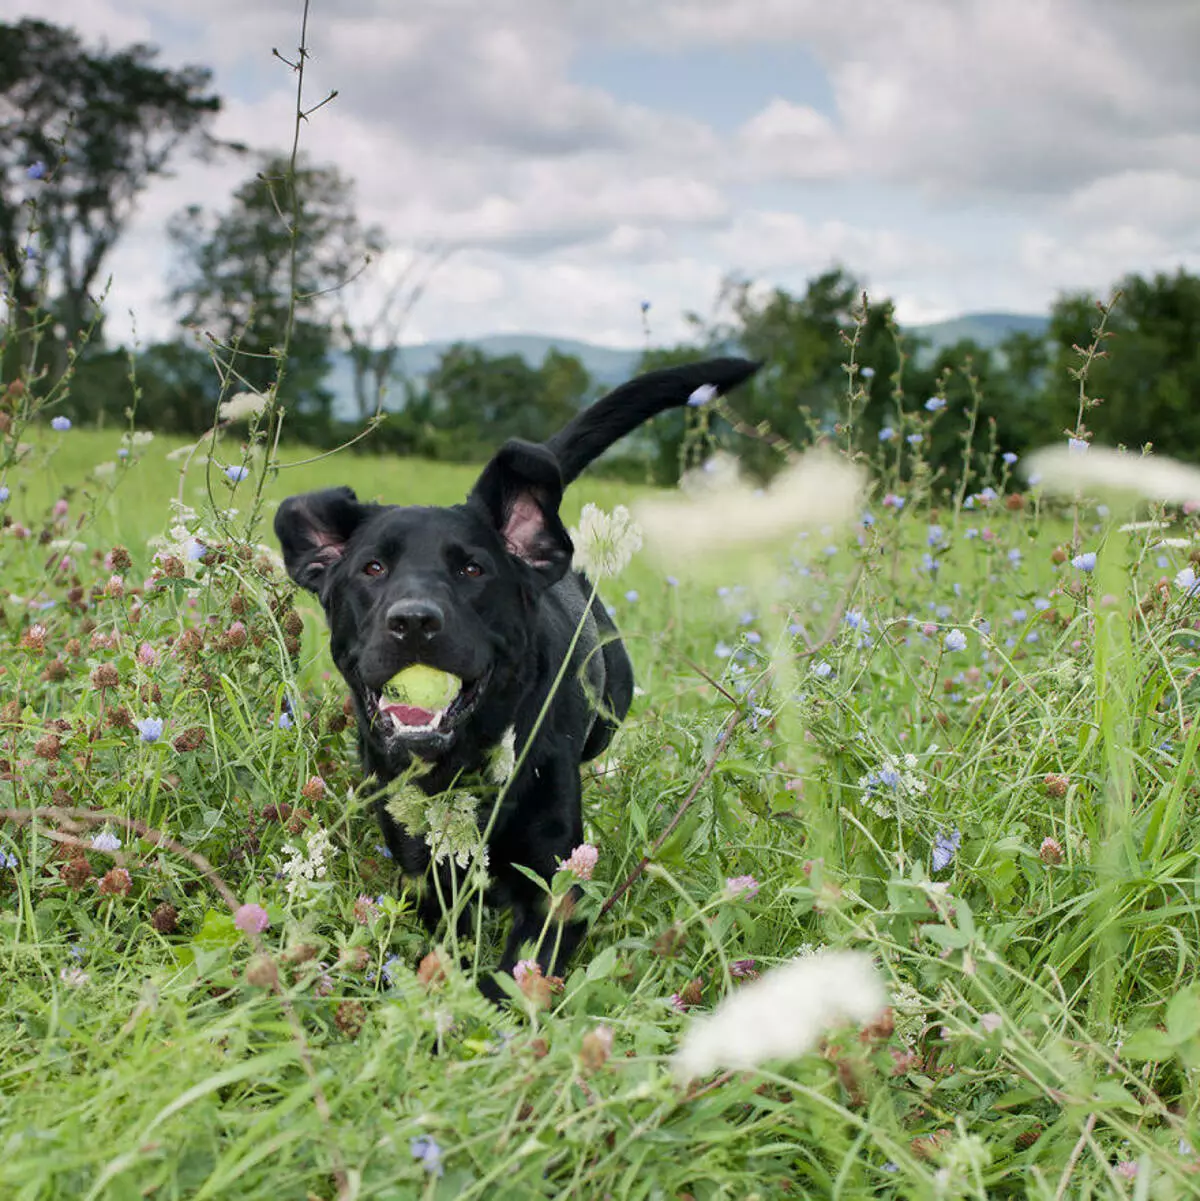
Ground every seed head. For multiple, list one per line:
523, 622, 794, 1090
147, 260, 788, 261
1039, 836, 1064, 865
98, 867, 133, 897
91, 664, 119, 690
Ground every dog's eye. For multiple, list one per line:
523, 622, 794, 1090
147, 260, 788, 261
461, 561, 484, 579
362, 560, 387, 578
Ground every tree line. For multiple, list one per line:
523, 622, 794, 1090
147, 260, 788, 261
3, 17, 1198, 488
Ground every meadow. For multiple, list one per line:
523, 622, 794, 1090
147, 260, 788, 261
3, 405, 1200, 1201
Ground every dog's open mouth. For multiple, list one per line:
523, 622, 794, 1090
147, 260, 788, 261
367, 665, 489, 747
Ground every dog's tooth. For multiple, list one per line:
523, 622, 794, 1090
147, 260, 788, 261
431, 710, 443, 730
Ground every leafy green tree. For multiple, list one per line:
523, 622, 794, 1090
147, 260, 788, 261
1040, 270, 1200, 457
0, 19, 223, 380
169, 155, 380, 429
411, 345, 593, 462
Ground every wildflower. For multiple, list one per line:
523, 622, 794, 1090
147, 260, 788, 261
730, 958, 757, 978
98, 867, 133, 896
1039, 837, 1064, 865
1067, 437, 1089, 454
1175, 567, 1200, 596
624, 589, 638, 602
137, 642, 160, 668
878, 426, 896, 442
811, 659, 833, 678
580, 1025, 614, 1072
410, 1135, 444, 1177
0, 485, 9, 503
882, 493, 905, 510
569, 503, 643, 578
673, 950, 887, 1081
1007, 548, 1022, 565
931, 829, 961, 871
218, 391, 268, 422
725, 874, 759, 900
925, 396, 946, 412
1, 851, 20, 869
27, 161, 47, 180
1071, 552, 1096, 572
906, 433, 923, 446
233, 903, 270, 934
381, 955, 404, 987
859, 366, 875, 380
944, 629, 967, 652
136, 717, 163, 743
640, 448, 866, 560
353, 894, 379, 924
60, 966, 90, 988
979, 1012, 1003, 1033
927, 524, 945, 547
91, 831, 122, 853
488, 726, 517, 783
278, 711, 294, 730
513, 959, 538, 986
279, 828, 334, 897
687, 383, 718, 407
150, 903, 178, 932
225, 465, 250, 484
1114, 1161, 1138, 1180
665, 575, 678, 587
50, 416, 71, 432
1044, 773, 1069, 798
559, 843, 599, 880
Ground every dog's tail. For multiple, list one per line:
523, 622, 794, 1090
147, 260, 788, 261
545, 357, 760, 485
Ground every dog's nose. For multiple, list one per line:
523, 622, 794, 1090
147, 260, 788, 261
386, 599, 444, 641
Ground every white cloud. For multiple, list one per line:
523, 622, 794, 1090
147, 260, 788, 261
3, 0, 1198, 352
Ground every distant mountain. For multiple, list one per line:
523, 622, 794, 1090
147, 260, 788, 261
325, 335, 643, 422
325, 313, 1049, 421
906, 312, 1050, 355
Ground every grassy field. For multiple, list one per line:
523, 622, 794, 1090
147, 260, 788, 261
3, 418, 1200, 1199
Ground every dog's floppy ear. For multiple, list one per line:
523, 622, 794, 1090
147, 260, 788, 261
468, 439, 572, 588
274, 487, 368, 594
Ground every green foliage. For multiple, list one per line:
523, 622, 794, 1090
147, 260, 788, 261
0, 18, 223, 382
168, 154, 381, 428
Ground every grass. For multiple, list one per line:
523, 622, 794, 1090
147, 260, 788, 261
3, 410, 1200, 1200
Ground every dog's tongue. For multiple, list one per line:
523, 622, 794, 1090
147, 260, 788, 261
381, 701, 434, 726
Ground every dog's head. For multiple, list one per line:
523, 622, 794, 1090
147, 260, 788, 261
276, 440, 571, 775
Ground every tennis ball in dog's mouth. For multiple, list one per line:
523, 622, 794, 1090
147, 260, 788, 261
382, 665, 461, 711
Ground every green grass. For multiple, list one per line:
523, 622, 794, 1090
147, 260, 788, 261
3, 421, 1200, 1199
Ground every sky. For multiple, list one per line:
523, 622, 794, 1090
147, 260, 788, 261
5, 0, 1199, 349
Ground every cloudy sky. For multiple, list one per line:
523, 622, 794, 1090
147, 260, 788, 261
6, 0, 1200, 348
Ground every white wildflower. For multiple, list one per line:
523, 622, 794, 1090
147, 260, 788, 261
1155, 537, 1194, 550
280, 828, 335, 898
218, 391, 269, 423
489, 726, 517, 783
637, 447, 867, 561
91, 830, 122, 853
129, 431, 155, 447
48, 539, 87, 554
93, 461, 117, 479
59, 966, 90, 988
673, 950, 888, 1081
1118, 520, 1169, 533
570, 503, 643, 579
165, 443, 199, 463
1025, 444, 1200, 506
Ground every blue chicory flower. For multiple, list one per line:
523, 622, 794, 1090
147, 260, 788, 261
944, 629, 968, 652
225, 465, 250, 483
932, 828, 962, 871
51, 416, 71, 432
1072, 552, 1096, 572
136, 717, 164, 743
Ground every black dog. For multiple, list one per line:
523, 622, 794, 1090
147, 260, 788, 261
275, 357, 759, 995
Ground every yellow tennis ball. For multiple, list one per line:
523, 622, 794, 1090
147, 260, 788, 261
384, 665, 461, 710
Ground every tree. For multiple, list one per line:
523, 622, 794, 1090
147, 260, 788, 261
169, 155, 381, 427
1040, 270, 1200, 458
412, 344, 593, 462
330, 244, 455, 422
0, 19, 223, 379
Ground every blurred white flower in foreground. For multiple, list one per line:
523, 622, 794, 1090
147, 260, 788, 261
1024, 445, 1200, 506
219, 391, 269, 423
673, 950, 888, 1081
570, 503, 643, 578
637, 448, 867, 561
